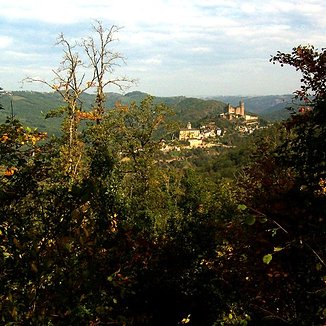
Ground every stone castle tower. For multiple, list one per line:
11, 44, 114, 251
226, 100, 245, 117
239, 99, 245, 116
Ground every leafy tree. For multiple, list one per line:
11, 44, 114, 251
271, 45, 326, 191
226, 45, 326, 324
0, 22, 137, 324
85, 96, 178, 232
271, 45, 326, 101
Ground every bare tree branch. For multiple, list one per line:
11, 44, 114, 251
82, 20, 135, 118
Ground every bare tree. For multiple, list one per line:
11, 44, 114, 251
82, 20, 135, 120
25, 34, 91, 154
53, 33, 87, 149
24, 21, 135, 179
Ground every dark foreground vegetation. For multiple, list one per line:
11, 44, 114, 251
0, 23, 325, 325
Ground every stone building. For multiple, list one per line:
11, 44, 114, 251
221, 100, 245, 120
179, 121, 222, 141
179, 122, 200, 141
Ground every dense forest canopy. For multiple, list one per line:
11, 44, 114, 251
0, 22, 325, 325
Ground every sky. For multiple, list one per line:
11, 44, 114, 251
0, 0, 325, 97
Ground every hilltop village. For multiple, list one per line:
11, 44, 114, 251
167, 100, 261, 150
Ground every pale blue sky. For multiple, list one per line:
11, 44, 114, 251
0, 0, 325, 96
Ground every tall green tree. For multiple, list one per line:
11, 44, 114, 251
227, 45, 326, 324
271, 45, 326, 191
85, 96, 177, 232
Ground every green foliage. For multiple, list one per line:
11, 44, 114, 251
0, 95, 246, 325
271, 45, 326, 101
272, 45, 326, 191
85, 96, 178, 232
0, 91, 225, 134
262, 254, 273, 265
172, 97, 225, 125
222, 44, 326, 325
1, 43, 326, 326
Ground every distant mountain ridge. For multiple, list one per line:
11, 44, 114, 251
209, 95, 294, 120
0, 91, 292, 134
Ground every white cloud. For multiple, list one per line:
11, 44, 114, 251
1, 0, 80, 24
4, 50, 44, 60
135, 56, 163, 68
190, 47, 212, 53
0, 0, 191, 26
240, 3, 257, 14
0, 35, 13, 49
0, 0, 325, 95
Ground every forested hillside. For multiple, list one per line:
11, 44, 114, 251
0, 23, 325, 326
0, 90, 286, 136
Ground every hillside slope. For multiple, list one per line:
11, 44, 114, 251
1, 91, 290, 135
0, 91, 226, 133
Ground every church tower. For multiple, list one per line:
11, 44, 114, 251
239, 99, 245, 116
